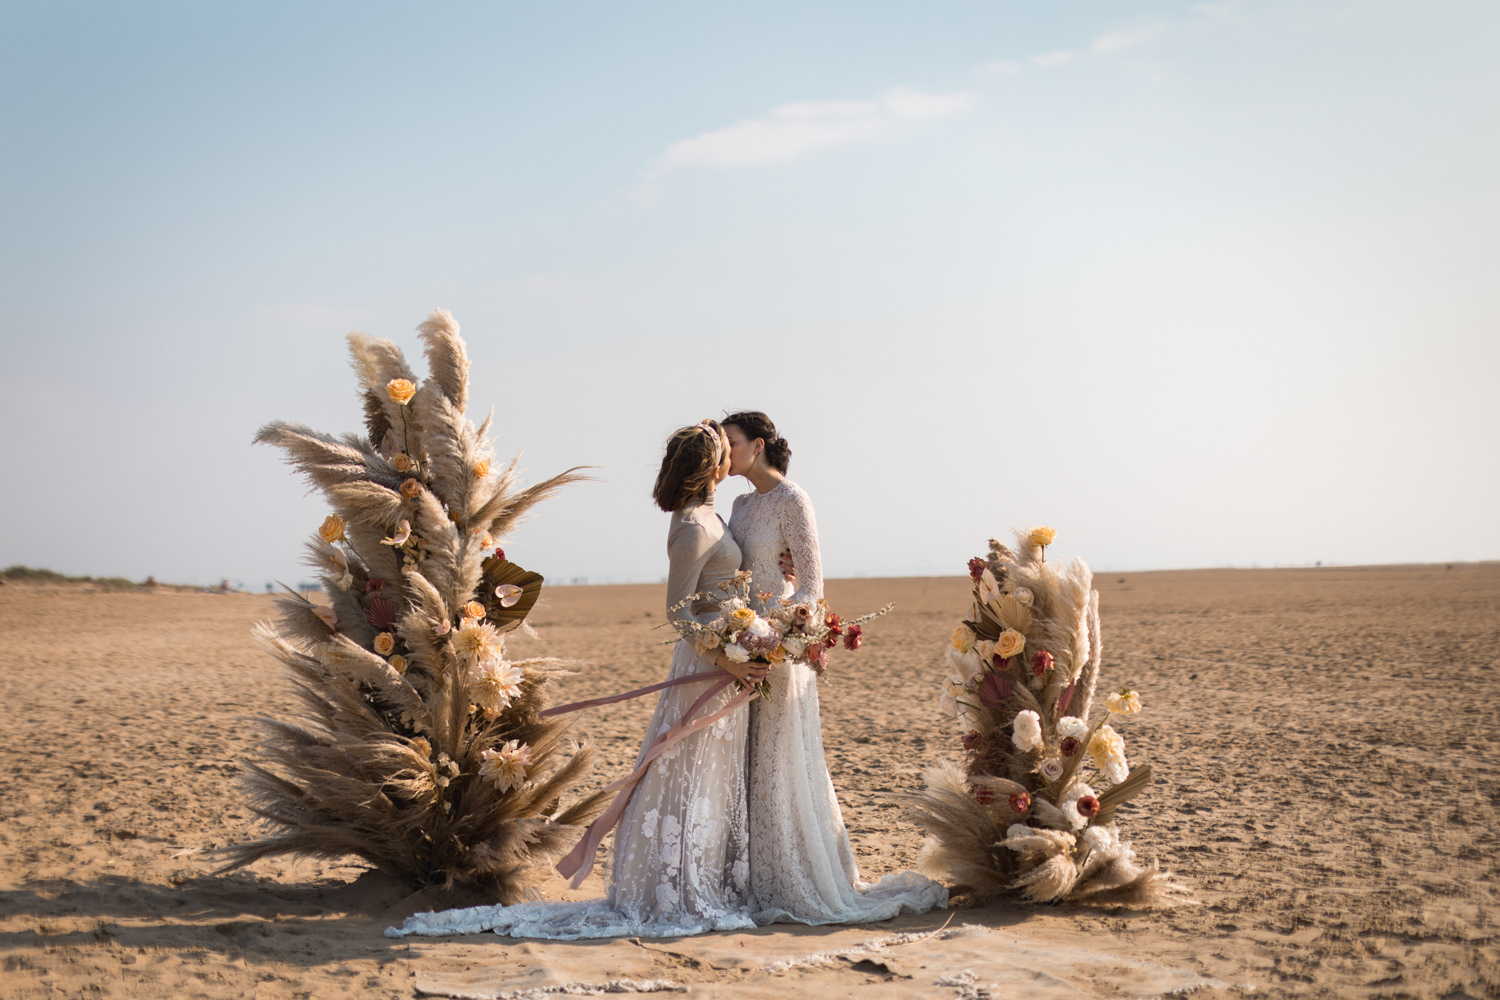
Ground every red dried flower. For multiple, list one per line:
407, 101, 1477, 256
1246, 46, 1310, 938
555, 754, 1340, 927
992, 654, 1010, 671
1031, 650, 1054, 678
365, 577, 385, 593
842, 625, 863, 651
972, 784, 995, 805
1008, 790, 1031, 814
1057, 680, 1076, 715
1076, 795, 1100, 819
1060, 736, 1081, 757
961, 730, 982, 750
968, 557, 986, 581
978, 672, 1012, 708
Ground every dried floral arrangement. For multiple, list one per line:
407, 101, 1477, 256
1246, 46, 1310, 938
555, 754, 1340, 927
902, 528, 1182, 907
220, 309, 607, 899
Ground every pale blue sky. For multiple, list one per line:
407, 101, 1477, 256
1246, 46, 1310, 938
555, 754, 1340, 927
2, 0, 1496, 587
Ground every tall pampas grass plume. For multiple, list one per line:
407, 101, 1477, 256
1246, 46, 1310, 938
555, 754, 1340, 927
219, 310, 607, 900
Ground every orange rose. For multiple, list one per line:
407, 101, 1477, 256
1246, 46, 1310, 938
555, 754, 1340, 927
386, 378, 416, 405
400, 478, 421, 499
473, 460, 490, 478
463, 600, 486, 621
994, 628, 1026, 659
318, 514, 345, 544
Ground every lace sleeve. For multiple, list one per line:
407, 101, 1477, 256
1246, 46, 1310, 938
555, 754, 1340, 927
665, 519, 717, 625
781, 485, 824, 607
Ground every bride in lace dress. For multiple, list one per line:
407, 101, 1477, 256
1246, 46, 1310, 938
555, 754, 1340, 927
388, 420, 769, 940
721, 411, 947, 925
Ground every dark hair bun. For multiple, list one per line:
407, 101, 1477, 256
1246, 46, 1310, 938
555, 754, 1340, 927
723, 410, 791, 474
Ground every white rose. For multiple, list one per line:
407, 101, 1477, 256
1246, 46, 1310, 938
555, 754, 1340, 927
974, 639, 997, 661
747, 617, 772, 638
1039, 758, 1065, 781
1082, 825, 1116, 855
724, 643, 751, 663
1011, 709, 1042, 751
1057, 716, 1089, 739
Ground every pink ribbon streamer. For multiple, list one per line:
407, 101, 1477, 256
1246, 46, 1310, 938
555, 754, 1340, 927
539, 670, 724, 718
554, 674, 758, 888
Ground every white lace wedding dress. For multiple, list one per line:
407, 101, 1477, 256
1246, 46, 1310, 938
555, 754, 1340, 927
728, 479, 947, 924
387, 500, 755, 940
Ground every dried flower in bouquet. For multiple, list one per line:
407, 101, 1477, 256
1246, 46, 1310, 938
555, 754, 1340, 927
218, 309, 608, 900
902, 527, 1188, 908
664, 570, 891, 689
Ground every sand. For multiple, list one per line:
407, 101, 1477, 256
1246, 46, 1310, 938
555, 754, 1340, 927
2, 563, 1498, 998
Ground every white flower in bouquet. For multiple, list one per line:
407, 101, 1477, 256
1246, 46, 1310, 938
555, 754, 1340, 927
974, 639, 997, 662
1012, 709, 1043, 751
946, 646, 984, 682
1012, 586, 1034, 606
724, 643, 751, 663
978, 568, 1003, 605
1082, 825, 1118, 856
724, 597, 747, 611
782, 635, 807, 657
479, 740, 531, 792
693, 630, 723, 655
454, 621, 504, 664
746, 616, 773, 638
1107, 688, 1142, 715
468, 659, 524, 717
1089, 724, 1129, 783
1057, 716, 1089, 739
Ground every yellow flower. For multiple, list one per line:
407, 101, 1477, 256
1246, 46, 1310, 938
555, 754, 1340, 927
391, 453, 412, 472
994, 628, 1026, 659
463, 600, 487, 621
373, 632, 396, 655
318, 514, 346, 543
950, 624, 976, 652
386, 378, 416, 405
1028, 526, 1057, 548
1107, 688, 1142, 715
766, 644, 787, 664
473, 459, 490, 478
388, 654, 408, 674
728, 607, 757, 630
400, 478, 422, 499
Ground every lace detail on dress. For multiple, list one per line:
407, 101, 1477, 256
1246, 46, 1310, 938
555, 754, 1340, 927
729, 479, 948, 926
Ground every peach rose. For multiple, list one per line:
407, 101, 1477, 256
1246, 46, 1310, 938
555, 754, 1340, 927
388, 654, 408, 674
392, 453, 412, 472
950, 624, 976, 652
373, 632, 396, 655
318, 514, 346, 543
473, 460, 490, 478
463, 600, 486, 621
995, 628, 1026, 659
386, 378, 416, 405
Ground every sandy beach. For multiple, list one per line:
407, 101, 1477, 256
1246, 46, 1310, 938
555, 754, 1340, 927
2, 563, 1498, 998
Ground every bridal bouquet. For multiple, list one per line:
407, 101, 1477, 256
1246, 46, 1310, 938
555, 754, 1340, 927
667, 571, 890, 685
903, 528, 1182, 907
222, 310, 607, 899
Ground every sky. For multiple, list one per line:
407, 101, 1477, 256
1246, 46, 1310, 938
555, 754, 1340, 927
2, 0, 1496, 588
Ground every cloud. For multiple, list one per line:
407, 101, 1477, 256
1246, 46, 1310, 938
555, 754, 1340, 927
650, 87, 974, 174
986, 16, 1173, 76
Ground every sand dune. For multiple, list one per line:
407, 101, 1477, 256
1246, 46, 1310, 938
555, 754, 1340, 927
2, 564, 1497, 998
